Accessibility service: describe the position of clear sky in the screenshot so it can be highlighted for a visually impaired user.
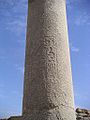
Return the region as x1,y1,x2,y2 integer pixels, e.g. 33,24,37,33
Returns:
0,0,90,118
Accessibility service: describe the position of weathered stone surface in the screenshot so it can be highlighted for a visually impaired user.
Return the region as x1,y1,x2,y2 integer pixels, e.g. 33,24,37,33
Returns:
23,107,75,120
76,108,90,114
22,0,76,120
76,108,90,120
83,117,90,120
2,108,90,120
77,113,89,117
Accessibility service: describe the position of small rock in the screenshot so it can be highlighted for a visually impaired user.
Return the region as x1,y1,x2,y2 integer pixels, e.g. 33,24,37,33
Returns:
77,113,88,117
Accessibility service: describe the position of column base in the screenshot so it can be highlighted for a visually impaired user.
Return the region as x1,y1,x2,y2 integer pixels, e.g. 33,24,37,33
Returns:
23,107,76,120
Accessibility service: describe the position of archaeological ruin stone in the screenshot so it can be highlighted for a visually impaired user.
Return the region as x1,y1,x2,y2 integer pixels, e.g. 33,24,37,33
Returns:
76,108,90,120
7,116,22,120
22,0,76,120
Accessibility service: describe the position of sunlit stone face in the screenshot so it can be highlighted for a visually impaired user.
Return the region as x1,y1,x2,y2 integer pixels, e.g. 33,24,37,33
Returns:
22,0,76,120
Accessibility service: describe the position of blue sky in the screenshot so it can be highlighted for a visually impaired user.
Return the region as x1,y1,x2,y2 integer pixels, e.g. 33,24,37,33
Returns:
0,0,90,118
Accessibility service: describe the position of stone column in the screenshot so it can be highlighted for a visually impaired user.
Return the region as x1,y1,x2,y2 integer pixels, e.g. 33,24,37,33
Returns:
22,0,76,120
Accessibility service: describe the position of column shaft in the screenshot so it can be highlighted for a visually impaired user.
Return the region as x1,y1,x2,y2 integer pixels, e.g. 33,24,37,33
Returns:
23,0,76,120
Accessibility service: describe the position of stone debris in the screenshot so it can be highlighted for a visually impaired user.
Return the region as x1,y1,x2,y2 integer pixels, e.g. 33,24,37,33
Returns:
7,116,22,120
76,108,90,120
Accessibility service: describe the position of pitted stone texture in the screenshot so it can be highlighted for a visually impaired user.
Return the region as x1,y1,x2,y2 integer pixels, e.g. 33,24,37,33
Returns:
23,107,75,120
23,0,76,120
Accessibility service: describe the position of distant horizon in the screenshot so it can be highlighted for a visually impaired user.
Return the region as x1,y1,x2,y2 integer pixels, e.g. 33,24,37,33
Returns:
0,0,90,118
